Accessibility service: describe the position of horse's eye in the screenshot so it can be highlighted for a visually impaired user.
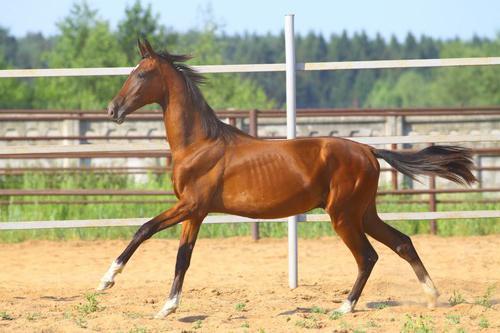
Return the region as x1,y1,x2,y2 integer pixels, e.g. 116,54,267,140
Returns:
137,72,146,79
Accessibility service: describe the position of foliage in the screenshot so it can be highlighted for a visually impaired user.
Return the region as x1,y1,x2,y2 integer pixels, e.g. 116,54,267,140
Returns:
1,1,499,110
116,0,176,64
401,314,434,333
177,21,275,109
0,52,32,108
0,311,13,320
76,292,103,315
448,290,466,306
475,285,495,308
33,1,127,110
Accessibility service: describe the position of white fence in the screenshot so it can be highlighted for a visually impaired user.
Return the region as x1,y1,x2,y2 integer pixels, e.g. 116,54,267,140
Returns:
1,15,499,288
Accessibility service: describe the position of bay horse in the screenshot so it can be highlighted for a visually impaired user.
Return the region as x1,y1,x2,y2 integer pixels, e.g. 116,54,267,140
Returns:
98,38,476,318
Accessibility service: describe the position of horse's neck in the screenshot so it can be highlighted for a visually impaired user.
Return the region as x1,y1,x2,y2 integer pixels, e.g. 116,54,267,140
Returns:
161,65,206,153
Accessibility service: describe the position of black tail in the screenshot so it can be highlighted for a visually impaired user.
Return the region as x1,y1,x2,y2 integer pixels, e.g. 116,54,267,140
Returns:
373,145,477,186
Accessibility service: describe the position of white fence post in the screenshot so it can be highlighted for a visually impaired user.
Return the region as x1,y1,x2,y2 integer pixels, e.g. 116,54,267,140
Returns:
285,14,298,289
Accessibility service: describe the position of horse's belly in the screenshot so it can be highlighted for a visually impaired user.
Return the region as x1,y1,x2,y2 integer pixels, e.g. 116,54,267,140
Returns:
217,174,324,219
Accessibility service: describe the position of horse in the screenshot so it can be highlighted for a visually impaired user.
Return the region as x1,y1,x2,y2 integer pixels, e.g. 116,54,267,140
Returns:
98,38,476,318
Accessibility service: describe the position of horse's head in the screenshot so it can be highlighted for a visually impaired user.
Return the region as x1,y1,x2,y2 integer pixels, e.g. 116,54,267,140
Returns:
107,39,165,124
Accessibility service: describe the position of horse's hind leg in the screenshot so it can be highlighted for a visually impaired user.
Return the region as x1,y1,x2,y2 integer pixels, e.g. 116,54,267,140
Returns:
328,210,379,314
363,204,439,308
155,217,203,318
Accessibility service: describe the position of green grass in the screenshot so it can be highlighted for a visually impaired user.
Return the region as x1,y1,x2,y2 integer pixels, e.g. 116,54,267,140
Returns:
401,314,434,333
0,311,13,320
448,290,466,306
0,172,499,242
475,285,495,308
76,293,103,315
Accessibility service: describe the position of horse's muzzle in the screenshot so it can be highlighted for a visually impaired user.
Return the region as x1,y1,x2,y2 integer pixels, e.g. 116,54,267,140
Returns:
107,102,125,124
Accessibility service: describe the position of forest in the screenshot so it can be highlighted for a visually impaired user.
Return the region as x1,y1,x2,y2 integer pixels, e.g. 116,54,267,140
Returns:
1,0,500,110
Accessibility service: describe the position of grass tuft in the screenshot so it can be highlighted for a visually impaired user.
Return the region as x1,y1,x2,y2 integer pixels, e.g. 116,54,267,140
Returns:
475,285,495,308
448,290,466,306
0,311,13,320
401,314,434,333
76,292,103,315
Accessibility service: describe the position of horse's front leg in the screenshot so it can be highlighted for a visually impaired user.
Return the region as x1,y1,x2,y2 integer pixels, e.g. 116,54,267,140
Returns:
96,200,194,291
155,217,203,318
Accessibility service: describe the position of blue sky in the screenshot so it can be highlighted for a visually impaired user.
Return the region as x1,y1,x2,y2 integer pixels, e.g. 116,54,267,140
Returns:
2,0,499,40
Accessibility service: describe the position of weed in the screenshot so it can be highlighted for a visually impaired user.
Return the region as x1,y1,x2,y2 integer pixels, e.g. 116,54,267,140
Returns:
366,320,380,328
241,321,250,328
26,312,43,321
124,311,142,319
76,292,103,315
234,302,246,311
475,285,495,308
193,319,202,330
401,314,434,333
339,320,350,330
449,290,466,306
295,316,322,329
478,316,489,329
310,306,327,314
446,313,461,325
0,311,13,320
329,311,342,320
74,316,87,328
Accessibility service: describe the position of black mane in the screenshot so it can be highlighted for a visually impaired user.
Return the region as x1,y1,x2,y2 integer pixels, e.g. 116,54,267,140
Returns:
157,51,240,141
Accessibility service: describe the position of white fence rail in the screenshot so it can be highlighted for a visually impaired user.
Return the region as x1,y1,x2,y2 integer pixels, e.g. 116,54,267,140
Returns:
1,134,499,157
2,210,500,231
2,57,500,78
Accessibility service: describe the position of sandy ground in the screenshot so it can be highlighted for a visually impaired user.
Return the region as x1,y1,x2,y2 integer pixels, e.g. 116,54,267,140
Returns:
0,235,499,332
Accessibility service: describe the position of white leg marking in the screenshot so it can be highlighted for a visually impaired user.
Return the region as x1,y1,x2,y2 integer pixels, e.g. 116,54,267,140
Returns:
335,299,356,314
421,276,439,308
96,260,124,291
154,294,181,319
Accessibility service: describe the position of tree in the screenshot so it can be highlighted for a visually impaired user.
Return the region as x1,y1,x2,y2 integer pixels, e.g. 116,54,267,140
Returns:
175,19,275,109
116,0,177,64
428,39,500,106
365,71,433,108
0,54,32,108
0,27,31,108
34,1,127,109
0,26,17,64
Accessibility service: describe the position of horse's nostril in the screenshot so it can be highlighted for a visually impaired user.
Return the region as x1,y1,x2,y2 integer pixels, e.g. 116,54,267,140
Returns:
107,105,116,118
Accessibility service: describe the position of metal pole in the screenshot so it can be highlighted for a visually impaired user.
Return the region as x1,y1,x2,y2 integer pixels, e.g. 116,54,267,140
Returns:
285,14,298,289
390,143,398,190
249,109,260,241
429,174,438,234
428,144,437,235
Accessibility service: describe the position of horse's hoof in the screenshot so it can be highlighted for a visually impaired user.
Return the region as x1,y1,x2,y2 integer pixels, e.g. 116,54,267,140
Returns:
96,280,115,292
424,287,439,309
426,295,438,309
154,307,176,319
335,300,355,314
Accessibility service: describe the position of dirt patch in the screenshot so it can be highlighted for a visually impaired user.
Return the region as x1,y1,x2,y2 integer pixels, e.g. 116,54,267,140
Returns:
0,235,498,332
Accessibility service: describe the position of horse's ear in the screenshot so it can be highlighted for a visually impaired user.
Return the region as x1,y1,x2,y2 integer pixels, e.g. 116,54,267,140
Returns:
142,38,156,58
137,39,149,58
137,38,156,58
